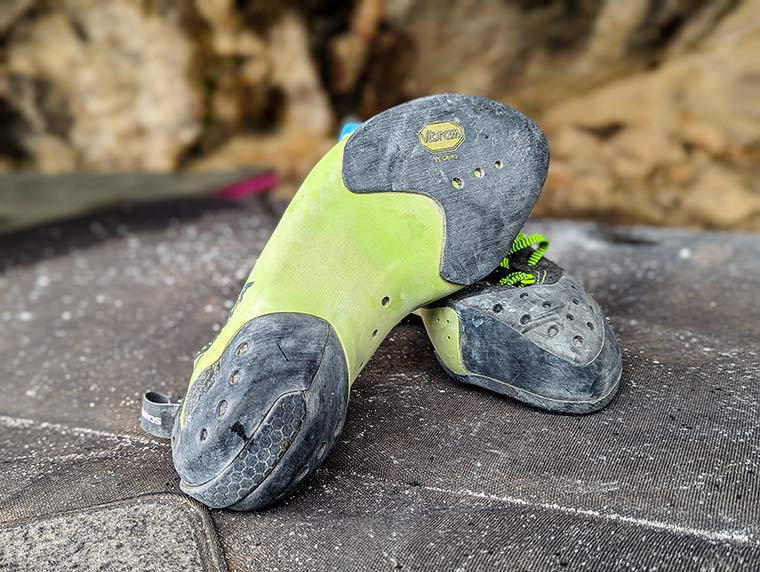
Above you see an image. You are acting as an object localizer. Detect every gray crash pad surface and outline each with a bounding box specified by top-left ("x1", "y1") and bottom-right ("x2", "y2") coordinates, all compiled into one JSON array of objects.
[
  {"x1": 0, "y1": 496, "x2": 225, "y2": 572},
  {"x1": 1, "y1": 195, "x2": 759, "y2": 571}
]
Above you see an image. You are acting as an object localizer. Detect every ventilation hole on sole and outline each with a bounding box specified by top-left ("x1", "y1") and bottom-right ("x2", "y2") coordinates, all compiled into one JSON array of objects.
[
  {"x1": 436, "y1": 317, "x2": 440, "y2": 323},
  {"x1": 446, "y1": 319, "x2": 450, "y2": 324},
  {"x1": 542, "y1": 301, "x2": 551, "y2": 308},
  {"x1": 447, "y1": 335, "x2": 451, "y2": 340},
  {"x1": 548, "y1": 326, "x2": 559, "y2": 337},
  {"x1": 494, "y1": 160, "x2": 503, "y2": 169},
  {"x1": 520, "y1": 293, "x2": 529, "y2": 299},
  {"x1": 520, "y1": 314, "x2": 531, "y2": 325},
  {"x1": 235, "y1": 342, "x2": 249, "y2": 356},
  {"x1": 452, "y1": 177, "x2": 463, "y2": 189},
  {"x1": 200, "y1": 428, "x2": 208, "y2": 442},
  {"x1": 229, "y1": 370, "x2": 240, "y2": 385},
  {"x1": 381, "y1": 296, "x2": 390, "y2": 307},
  {"x1": 570, "y1": 285, "x2": 577, "y2": 290},
  {"x1": 587, "y1": 322, "x2": 594, "y2": 330},
  {"x1": 317, "y1": 442, "x2": 327, "y2": 459},
  {"x1": 296, "y1": 465, "x2": 310, "y2": 481},
  {"x1": 573, "y1": 335, "x2": 584, "y2": 347},
  {"x1": 360, "y1": 361, "x2": 364, "y2": 368},
  {"x1": 572, "y1": 299, "x2": 580, "y2": 305},
  {"x1": 474, "y1": 167, "x2": 484, "y2": 178},
  {"x1": 566, "y1": 314, "x2": 574, "y2": 321},
  {"x1": 589, "y1": 305, "x2": 595, "y2": 313},
  {"x1": 216, "y1": 400, "x2": 228, "y2": 418},
  {"x1": 493, "y1": 303, "x2": 502, "y2": 313},
  {"x1": 372, "y1": 329, "x2": 378, "y2": 337}
]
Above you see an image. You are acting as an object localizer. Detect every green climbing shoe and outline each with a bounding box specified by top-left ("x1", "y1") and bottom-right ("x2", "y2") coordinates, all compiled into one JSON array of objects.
[
  {"x1": 141, "y1": 94, "x2": 549, "y2": 509},
  {"x1": 417, "y1": 232, "x2": 622, "y2": 414}
]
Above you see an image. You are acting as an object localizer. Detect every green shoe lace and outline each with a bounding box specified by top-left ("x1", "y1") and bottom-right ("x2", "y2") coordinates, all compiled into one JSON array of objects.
[{"x1": 494, "y1": 232, "x2": 549, "y2": 287}]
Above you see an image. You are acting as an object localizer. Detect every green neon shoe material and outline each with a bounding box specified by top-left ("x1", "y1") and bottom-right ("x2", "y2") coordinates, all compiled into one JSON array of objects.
[
  {"x1": 418, "y1": 232, "x2": 622, "y2": 414},
  {"x1": 141, "y1": 94, "x2": 549, "y2": 510}
]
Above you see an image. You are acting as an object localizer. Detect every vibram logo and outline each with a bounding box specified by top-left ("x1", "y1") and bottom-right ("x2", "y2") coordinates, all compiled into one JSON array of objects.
[{"x1": 418, "y1": 121, "x2": 465, "y2": 153}]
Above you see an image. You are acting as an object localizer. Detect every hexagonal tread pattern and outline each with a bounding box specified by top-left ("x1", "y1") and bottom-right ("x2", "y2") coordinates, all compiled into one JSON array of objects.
[{"x1": 188, "y1": 393, "x2": 306, "y2": 508}]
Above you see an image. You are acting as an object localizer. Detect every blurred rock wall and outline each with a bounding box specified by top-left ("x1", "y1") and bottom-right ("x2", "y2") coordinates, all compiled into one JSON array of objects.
[{"x1": 1, "y1": 0, "x2": 759, "y2": 230}]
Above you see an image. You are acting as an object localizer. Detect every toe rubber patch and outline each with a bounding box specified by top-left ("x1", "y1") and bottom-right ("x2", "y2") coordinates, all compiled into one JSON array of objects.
[
  {"x1": 429, "y1": 274, "x2": 622, "y2": 414},
  {"x1": 172, "y1": 313, "x2": 348, "y2": 509},
  {"x1": 456, "y1": 274, "x2": 607, "y2": 366},
  {"x1": 343, "y1": 94, "x2": 549, "y2": 285}
]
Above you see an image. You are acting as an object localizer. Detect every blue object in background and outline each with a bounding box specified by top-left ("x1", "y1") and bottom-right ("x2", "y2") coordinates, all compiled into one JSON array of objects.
[{"x1": 339, "y1": 122, "x2": 361, "y2": 140}]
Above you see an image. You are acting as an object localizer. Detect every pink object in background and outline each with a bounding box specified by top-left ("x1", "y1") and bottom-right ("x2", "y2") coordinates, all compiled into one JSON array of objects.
[{"x1": 213, "y1": 171, "x2": 278, "y2": 199}]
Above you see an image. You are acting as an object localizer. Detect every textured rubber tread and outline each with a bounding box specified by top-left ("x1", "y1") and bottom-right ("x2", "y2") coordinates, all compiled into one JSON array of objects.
[{"x1": 181, "y1": 393, "x2": 306, "y2": 508}]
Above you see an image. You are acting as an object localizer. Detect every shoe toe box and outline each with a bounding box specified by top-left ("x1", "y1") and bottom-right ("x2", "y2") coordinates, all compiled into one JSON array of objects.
[{"x1": 454, "y1": 274, "x2": 622, "y2": 413}]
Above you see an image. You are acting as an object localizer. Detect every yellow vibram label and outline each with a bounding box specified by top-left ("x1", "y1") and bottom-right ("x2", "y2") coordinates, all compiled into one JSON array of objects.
[{"x1": 418, "y1": 120, "x2": 465, "y2": 153}]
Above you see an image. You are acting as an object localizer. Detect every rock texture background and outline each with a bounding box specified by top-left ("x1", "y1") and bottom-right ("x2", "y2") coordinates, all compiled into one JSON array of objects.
[{"x1": 1, "y1": 0, "x2": 758, "y2": 230}]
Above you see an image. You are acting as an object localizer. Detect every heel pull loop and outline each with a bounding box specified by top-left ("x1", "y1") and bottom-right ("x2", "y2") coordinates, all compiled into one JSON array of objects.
[{"x1": 141, "y1": 392, "x2": 180, "y2": 439}]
